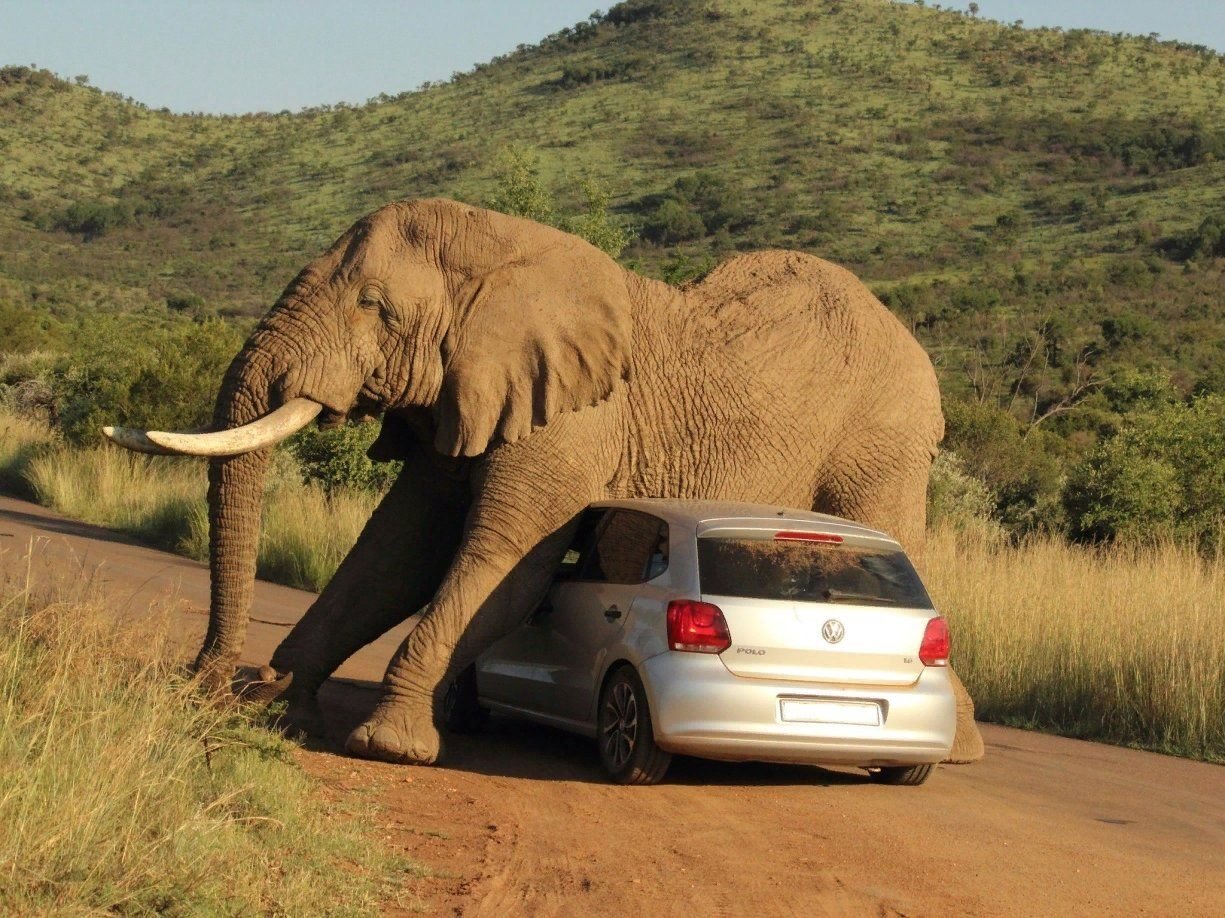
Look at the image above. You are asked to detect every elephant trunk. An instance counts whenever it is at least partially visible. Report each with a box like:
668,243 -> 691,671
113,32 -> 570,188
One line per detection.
194,349 -> 280,690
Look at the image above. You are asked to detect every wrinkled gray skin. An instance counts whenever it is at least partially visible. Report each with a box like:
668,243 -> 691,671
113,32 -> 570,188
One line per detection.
166,198 -> 981,766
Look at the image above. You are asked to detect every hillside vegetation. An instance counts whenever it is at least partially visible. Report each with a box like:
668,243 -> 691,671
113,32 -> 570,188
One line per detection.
2,0 -> 1224,542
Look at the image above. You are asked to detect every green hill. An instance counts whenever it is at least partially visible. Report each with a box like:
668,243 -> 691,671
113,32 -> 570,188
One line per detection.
2,0 -> 1223,536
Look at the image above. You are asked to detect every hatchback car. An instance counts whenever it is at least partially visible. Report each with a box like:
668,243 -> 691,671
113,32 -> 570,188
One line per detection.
445,499 -> 956,786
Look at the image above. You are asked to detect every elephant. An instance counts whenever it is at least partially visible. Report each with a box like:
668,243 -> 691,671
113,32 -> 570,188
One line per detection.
105,198 -> 984,767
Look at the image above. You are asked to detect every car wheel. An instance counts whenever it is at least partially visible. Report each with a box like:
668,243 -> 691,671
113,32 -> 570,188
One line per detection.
597,667 -> 672,786
443,664 -> 489,734
867,763 -> 935,786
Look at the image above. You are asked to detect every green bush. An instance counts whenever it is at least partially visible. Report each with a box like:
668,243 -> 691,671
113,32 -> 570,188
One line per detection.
488,146 -> 555,225
0,302 -> 68,354
1166,213 -> 1225,261
927,450 -> 1000,533
1100,368 -> 1175,414
51,318 -> 242,445
942,398 -> 1069,534
563,180 -> 633,257
641,171 -> 751,245
53,199 -> 137,239
655,251 -> 716,285
1099,313 -> 1156,351
643,198 -> 706,243
487,147 -> 633,256
1064,395 -> 1225,547
286,421 -> 400,494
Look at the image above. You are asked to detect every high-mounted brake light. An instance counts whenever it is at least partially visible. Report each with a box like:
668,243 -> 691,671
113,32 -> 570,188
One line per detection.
919,617 -> 950,666
666,600 -> 732,653
774,531 -> 843,544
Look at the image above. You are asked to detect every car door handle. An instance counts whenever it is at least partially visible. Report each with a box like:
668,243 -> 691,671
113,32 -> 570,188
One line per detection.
603,605 -> 622,620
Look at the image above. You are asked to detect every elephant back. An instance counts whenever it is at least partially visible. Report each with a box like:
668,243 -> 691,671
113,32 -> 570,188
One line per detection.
687,250 -> 917,372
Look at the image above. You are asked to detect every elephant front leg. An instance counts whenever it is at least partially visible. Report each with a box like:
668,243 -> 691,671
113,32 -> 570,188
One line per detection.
248,442 -> 470,736
346,412 -> 619,764
345,520 -> 578,764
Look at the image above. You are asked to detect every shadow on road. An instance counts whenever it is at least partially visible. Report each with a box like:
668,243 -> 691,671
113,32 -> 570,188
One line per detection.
0,505 -> 156,549
306,675 -> 869,788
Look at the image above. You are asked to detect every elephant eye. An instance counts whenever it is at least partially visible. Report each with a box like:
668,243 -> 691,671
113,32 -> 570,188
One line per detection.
357,290 -> 382,311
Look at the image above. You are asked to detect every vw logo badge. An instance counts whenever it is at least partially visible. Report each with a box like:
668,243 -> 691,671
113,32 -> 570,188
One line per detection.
821,619 -> 845,644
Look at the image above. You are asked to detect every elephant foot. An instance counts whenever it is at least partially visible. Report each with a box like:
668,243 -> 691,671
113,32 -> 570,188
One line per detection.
943,667 -> 985,764
278,692 -> 327,741
345,703 -> 440,765
944,718 -> 985,764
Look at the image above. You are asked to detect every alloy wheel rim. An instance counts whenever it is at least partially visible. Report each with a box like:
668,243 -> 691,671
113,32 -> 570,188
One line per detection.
601,681 -> 638,769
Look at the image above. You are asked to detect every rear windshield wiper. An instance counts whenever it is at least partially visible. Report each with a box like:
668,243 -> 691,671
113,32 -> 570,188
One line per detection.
821,589 -> 898,604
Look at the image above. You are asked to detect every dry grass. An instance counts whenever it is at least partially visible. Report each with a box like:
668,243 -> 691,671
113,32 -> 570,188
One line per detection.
926,524 -> 1225,761
0,408 -> 56,496
25,444 -> 208,556
0,561 -> 410,914
259,477 -> 380,591
2,409 -> 380,592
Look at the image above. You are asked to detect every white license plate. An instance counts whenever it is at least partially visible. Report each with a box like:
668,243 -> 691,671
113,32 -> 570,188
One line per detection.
779,699 -> 882,726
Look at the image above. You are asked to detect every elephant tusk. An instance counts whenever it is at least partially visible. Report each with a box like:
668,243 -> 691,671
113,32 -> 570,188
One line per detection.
103,398 -> 323,457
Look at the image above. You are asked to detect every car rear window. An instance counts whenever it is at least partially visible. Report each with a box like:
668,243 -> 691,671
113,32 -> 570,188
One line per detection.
697,537 -> 932,608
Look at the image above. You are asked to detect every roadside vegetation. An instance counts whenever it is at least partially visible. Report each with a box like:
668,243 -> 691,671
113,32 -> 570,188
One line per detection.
0,408 -> 379,593
927,523 -> 1224,762
0,563 -> 414,913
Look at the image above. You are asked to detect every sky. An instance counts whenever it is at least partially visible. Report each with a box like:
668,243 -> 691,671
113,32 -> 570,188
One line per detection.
1,1 -> 1222,115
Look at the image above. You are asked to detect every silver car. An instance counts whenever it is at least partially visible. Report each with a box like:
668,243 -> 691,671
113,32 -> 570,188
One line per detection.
446,499 -> 956,786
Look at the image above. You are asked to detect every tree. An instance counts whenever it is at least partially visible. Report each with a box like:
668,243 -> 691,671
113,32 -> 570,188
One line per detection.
488,146 -> 555,225
1064,395 -> 1225,547
487,147 -> 633,257
565,180 -> 632,257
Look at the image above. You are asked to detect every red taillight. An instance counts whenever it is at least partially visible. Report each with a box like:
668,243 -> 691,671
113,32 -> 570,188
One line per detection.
774,531 -> 843,544
919,616 -> 950,666
666,600 -> 731,653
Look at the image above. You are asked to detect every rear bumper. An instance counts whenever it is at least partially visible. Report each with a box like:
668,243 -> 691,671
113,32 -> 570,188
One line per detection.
639,652 -> 956,768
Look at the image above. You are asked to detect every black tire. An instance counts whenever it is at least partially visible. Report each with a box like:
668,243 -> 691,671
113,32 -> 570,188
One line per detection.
443,664 -> 489,734
868,763 -> 935,786
597,666 -> 672,785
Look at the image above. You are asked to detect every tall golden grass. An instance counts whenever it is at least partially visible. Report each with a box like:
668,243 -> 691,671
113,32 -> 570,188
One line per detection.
27,445 -> 209,554
926,524 -> 1225,761
259,472 -> 380,591
0,409 -> 379,591
0,408 -> 54,495
0,565 -> 409,913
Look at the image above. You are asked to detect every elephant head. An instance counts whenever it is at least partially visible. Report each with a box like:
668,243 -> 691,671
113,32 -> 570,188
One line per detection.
105,199 -> 633,688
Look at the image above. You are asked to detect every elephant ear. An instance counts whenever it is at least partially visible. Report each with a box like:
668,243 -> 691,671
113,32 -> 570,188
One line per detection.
434,239 -> 632,458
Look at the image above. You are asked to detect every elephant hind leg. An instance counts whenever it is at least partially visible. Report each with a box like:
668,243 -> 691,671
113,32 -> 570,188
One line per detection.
811,452 -> 985,765
946,668 -> 985,764
811,441 -> 932,557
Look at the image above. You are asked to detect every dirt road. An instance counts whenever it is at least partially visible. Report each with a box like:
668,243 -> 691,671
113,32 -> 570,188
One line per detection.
3,495 -> 1223,916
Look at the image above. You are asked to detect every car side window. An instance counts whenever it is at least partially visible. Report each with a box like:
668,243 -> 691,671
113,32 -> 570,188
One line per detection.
556,508 -> 607,578
578,510 -> 669,584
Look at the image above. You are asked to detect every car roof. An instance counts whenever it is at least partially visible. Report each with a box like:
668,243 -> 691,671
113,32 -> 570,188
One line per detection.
588,498 -> 898,543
